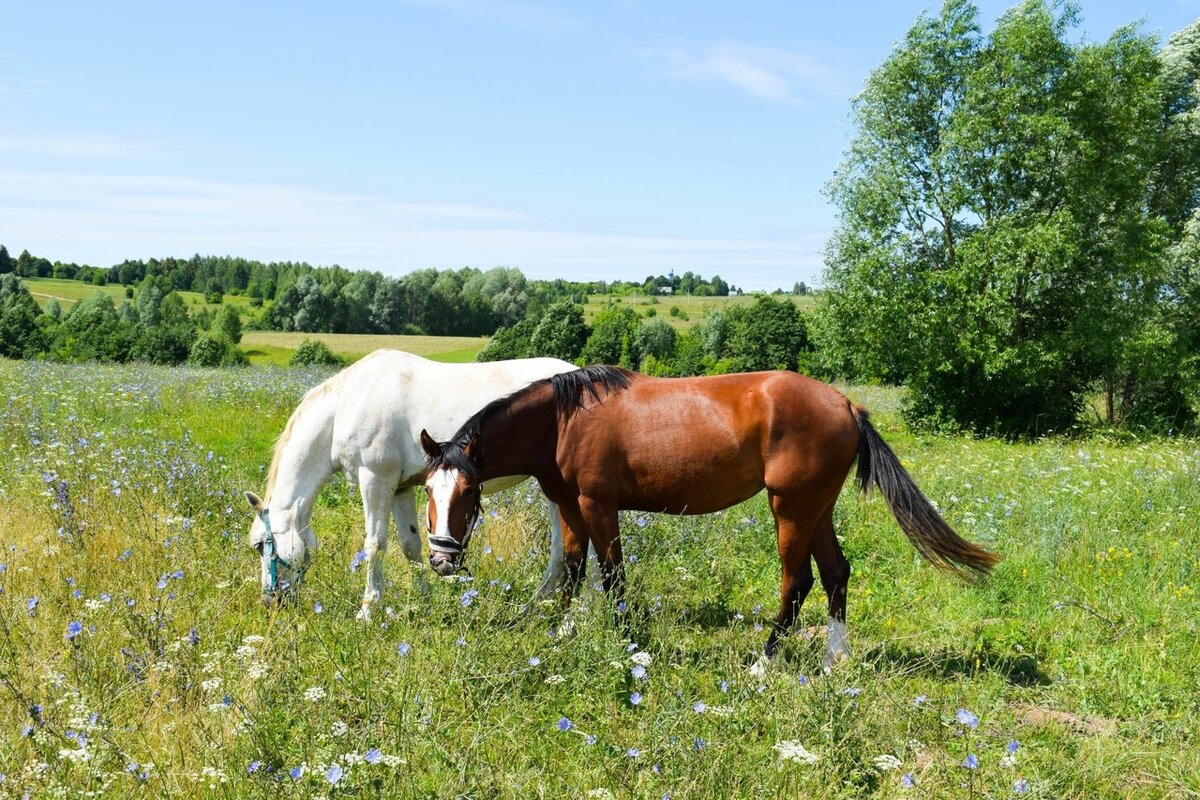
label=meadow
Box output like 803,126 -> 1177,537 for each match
580,293 -> 815,331
238,332 -> 488,366
0,360 -> 1196,798
24,278 -> 261,317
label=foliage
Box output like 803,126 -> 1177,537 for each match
475,317 -> 539,362
190,335 -> 248,368
0,273 -> 45,359
819,0 -> 1196,436
724,296 -> 810,373
48,293 -> 140,363
527,301 -> 589,362
579,305 -> 639,366
629,318 -> 677,370
288,338 -> 344,367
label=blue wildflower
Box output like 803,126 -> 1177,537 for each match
65,621 -> 83,640
364,748 -> 383,764
693,737 -> 704,751
170,570 -> 183,580
529,656 -> 541,667
630,691 -> 643,706
557,717 -> 573,731
26,597 -> 37,615
963,754 -> 979,770
631,665 -> 646,680
155,575 -> 168,590
314,601 -> 324,614
956,708 -> 979,729
901,772 -> 914,789
188,628 -> 200,646
584,734 -> 597,745
118,549 -> 131,562
326,764 -> 343,785
289,766 -> 302,780
627,748 -> 640,758
1013,778 -> 1030,793
397,642 -> 411,656
843,687 -> 861,697
693,701 -> 706,714
914,695 -> 927,706
349,551 -> 367,572
247,761 -> 261,774
460,589 -> 478,607
1006,740 -> 1020,754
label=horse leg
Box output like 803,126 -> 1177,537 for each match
763,492 -> 818,659
810,508 -> 852,671
577,496 -> 626,620
537,502 -> 602,602
356,470 -> 395,621
393,488 -> 429,601
535,501 -> 567,600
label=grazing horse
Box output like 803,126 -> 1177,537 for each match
421,365 -> 999,668
244,349 -> 585,619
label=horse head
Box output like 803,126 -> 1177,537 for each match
245,491 -> 314,602
420,429 -> 483,577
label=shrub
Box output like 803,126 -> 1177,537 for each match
289,339 -> 343,367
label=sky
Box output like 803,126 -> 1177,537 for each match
2,1 -> 1197,290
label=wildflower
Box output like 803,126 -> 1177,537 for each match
330,720 -> 348,737
626,748 -> 639,758
460,589 -> 478,607
630,651 -> 652,667
693,701 -> 706,714
314,601 -> 324,614
349,550 -> 367,571
719,680 -> 728,693
914,694 -> 927,706
963,754 -> 979,770
397,642 -> 411,656
187,628 -> 200,646
873,754 -> 902,771
156,575 -> 168,590
65,620 -> 83,640
635,516 -> 646,527
364,748 -> 383,765
326,764 -> 343,785
529,656 -> 541,667
247,761 -> 261,774
631,665 -> 647,680
774,740 -> 820,764
693,738 -> 704,751
289,766 -> 303,780
1013,778 -> 1030,793
303,687 -> 327,703
118,548 -> 131,562
456,636 -> 467,647
27,597 -> 37,615
955,708 -> 979,729
843,687 -> 861,698
630,692 -> 643,706
584,734 -> 597,745
222,695 -> 232,707
170,570 -> 184,580
557,717 -> 573,731
901,772 -> 915,789
1006,740 -> 1020,754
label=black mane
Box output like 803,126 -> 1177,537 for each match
424,365 -> 634,481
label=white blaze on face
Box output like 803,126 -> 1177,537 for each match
427,467 -> 460,545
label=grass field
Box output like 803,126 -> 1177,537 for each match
581,293 -> 816,331
24,277 -> 263,317
0,360 -> 1197,798
239,332 -> 488,365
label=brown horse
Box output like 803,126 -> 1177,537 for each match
420,366 -> 998,666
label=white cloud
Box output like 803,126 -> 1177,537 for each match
0,135 -> 172,159
639,43 -> 848,106
0,170 -> 825,287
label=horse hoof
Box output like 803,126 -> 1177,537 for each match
356,605 -> 373,623
555,616 -> 577,640
822,648 -> 850,674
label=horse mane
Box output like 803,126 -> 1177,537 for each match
426,365 -> 634,481
264,367 -> 350,496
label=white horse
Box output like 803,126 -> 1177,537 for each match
244,349 -> 580,619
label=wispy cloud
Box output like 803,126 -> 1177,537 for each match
0,135 -> 172,159
639,43 -> 848,106
0,170 -> 824,287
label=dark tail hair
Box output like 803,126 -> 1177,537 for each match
853,407 -> 1000,577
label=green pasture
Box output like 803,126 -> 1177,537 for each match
0,360 -> 1196,798
25,277 -> 262,316
581,293 -> 815,331
239,332 -> 488,365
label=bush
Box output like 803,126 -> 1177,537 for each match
188,336 -> 228,367
289,339 -> 343,367
133,325 -> 195,366
477,317 -> 538,362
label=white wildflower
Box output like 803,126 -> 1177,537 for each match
873,754 -> 902,771
303,687 -> 327,702
200,678 -> 222,692
774,740 -> 820,764
330,720 -> 348,737
242,635 -> 265,645
544,674 -> 566,685
630,651 -> 652,667
587,790 -> 616,799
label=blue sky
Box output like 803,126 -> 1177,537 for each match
2,1 -> 1197,290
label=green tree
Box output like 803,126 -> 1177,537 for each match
820,0 -> 1173,435
476,317 -> 539,362
0,274 -> 45,358
50,293 -> 139,363
630,317 -> 677,370
212,304 -> 243,344
527,301 -> 589,362
725,296 -> 809,372
289,339 -> 343,367
0,245 -> 12,274
580,305 -> 639,365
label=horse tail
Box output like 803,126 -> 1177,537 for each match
852,406 -> 1000,578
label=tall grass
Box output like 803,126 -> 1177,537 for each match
0,360 -> 1196,798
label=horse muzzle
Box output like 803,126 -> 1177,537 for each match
429,553 -> 460,577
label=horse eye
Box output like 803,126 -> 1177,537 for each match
254,541 -> 264,555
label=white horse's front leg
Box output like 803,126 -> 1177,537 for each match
535,501 -> 601,604
356,471 -> 394,621
393,488 -> 429,599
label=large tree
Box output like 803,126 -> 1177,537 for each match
819,0 -> 1183,435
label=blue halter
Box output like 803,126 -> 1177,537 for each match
261,508 -> 306,594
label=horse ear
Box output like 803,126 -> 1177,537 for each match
419,429 -> 441,460
462,434 -> 479,458
244,491 -> 264,516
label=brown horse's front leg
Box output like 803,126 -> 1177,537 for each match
577,496 -> 626,620
763,492 -> 818,659
765,558 -> 815,658
555,502 -> 593,611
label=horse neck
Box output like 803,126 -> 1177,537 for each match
266,388 -> 338,517
477,384 -> 558,481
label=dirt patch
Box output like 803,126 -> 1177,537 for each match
1014,703 -> 1118,736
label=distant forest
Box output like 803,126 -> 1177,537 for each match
0,245 -> 744,337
